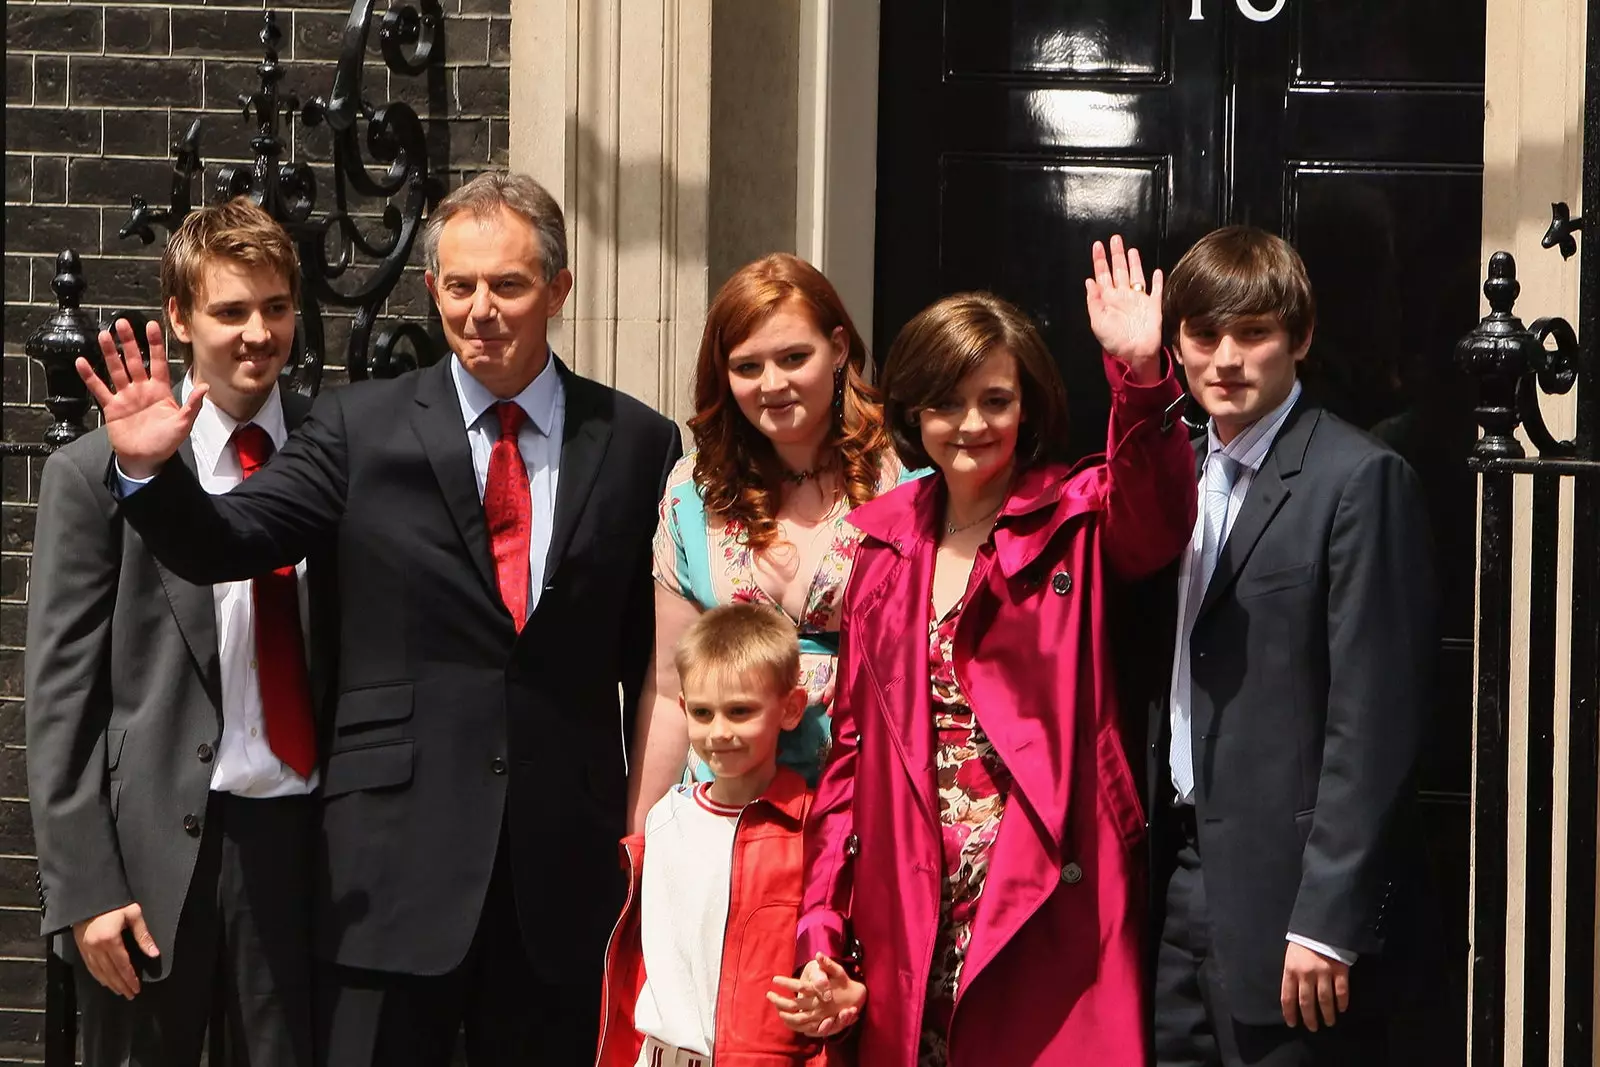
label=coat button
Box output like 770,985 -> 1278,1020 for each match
1060,861 -> 1084,885
182,814 -> 201,836
491,757 -> 507,775
845,833 -> 860,858
196,743 -> 214,763
1052,571 -> 1073,595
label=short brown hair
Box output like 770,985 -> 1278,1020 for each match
161,197 -> 300,322
1163,226 -> 1316,348
880,292 -> 1069,470
674,603 -> 800,696
422,172 -> 567,282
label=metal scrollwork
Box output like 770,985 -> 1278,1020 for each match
1541,201 -> 1584,262
115,0 -> 446,396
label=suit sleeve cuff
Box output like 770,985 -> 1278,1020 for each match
113,460 -> 155,497
1287,933 -> 1359,966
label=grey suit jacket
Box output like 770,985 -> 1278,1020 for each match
1138,399 -> 1438,1024
24,385 -> 319,978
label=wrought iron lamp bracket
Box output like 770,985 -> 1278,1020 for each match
113,0 -> 445,395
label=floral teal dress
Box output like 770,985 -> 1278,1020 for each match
652,451 -> 920,783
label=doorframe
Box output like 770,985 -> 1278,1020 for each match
797,0 -> 881,351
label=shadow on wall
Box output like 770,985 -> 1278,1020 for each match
549,2 -> 795,299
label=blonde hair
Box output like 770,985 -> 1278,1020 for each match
161,198 -> 299,317
160,198 -> 300,362
674,603 -> 800,696
421,172 -> 567,282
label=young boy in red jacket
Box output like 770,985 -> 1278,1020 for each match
598,603 -> 836,1067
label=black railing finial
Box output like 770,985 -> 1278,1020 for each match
1457,252 -> 1542,460
22,251 -> 98,447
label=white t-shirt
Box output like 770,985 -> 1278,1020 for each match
633,782 -> 744,1062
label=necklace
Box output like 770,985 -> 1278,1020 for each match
944,501 -> 1002,536
781,466 -> 820,485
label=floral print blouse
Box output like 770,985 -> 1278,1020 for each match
920,586 -> 1014,1067
652,450 -> 917,784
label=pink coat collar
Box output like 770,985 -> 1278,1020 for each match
847,459 -> 1105,579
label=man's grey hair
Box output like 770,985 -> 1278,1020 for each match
421,172 -> 569,282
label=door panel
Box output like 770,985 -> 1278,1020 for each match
877,0 -> 1484,1052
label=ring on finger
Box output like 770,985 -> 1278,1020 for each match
1132,282 -> 1145,292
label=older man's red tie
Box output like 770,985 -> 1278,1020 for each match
484,402 -> 531,631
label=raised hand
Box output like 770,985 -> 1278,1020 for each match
768,953 -> 866,1038
1086,234 -> 1164,377
76,318 -> 206,480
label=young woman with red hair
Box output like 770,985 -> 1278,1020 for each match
625,254 -> 917,828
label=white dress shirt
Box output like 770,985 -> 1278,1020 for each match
1166,380 -> 1354,965
181,378 -> 317,798
448,352 -> 564,620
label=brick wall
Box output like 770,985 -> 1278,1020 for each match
2,0 -> 509,1056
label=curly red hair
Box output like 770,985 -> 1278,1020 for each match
689,254 -> 890,553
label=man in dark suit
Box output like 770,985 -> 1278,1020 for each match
1143,226 -> 1436,1066
28,198 -> 324,1066
77,173 -> 682,1066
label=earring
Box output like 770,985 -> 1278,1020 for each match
833,365 -> 845,420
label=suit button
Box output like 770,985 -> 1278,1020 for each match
182,814 -> 201,836
1060,861 -> 1084,885
196,743 -> 214,763
845,833 -> 860,858
1052,571 -> 1073,595
491,757 -> 507,775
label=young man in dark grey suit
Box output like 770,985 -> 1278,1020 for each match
26,199 -> 323,1066
79,173 -> 682,1066
1145,227 -> 1436,1066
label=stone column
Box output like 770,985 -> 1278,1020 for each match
506,0 -> 710,425
1478,0 -> 1588,1061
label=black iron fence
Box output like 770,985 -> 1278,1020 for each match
1457,6 -> 1600,1064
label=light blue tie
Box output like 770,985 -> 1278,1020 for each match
1172,452 -> 1240,799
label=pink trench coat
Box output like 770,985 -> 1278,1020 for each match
796,353 -> 1197,1067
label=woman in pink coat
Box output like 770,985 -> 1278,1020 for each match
772,238 -> 1196,1066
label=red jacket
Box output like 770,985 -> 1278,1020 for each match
795,353 -> 1197,1067
598,768 -> 831,1067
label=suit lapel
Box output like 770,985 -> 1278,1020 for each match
410,360 -> 499,598
542,363 -> 613,583
1194,401 -> 1319,623
156,437 -> 223,708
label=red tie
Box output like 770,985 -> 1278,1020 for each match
485,402 -> 531,631
232,424 -> 317,779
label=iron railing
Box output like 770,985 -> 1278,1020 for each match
1458,1 -> 1599,1062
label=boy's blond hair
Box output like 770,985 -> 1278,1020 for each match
161,198 -> 300,362
674,603 -> 800,695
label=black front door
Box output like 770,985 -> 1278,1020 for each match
876,0 -> 1483,1053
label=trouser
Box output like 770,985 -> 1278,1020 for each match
314,828 -> 602,1067
76,791 -> 316,1067
1152,805 -> 1382,1067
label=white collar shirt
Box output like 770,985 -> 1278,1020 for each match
181,376 -> 316,797
448,351 -> 565,620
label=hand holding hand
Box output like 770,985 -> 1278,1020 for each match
72,902 -> 160,1000
768,953 -> 866,1038
1085,234 -> 1164,381
1280,942 -> 1350,1031
76,318 -> 205,480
